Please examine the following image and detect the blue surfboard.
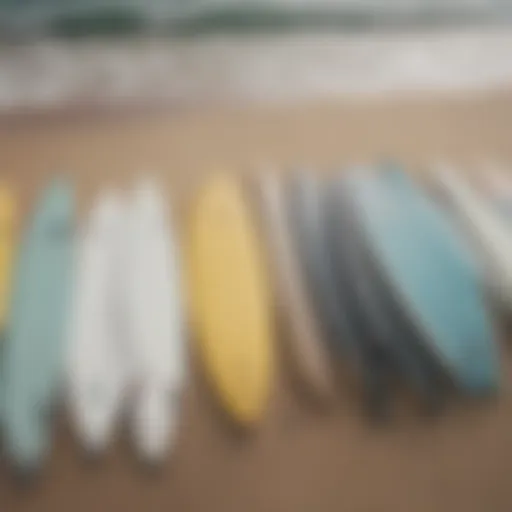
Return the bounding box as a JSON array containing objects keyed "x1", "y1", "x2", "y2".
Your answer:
[
  {"x1": 2, "y1": 178, "x2": 74, "y2": 473},
  {"x1": 327, "y1": 172, "x2": 445, "y2": 412},
  {"x1": 345, "y1": 167, "x2": 499, "y2": 395}
]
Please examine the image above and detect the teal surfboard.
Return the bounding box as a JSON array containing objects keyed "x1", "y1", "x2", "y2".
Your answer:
[
  {"x1": 346, "y1": 167, "x2": 499, "y2": 395},
  {"x1": 2, "y1": 178, "x2": 74, "y2": 472},
  {"x1": 327, "y1": 172, "x2": 445, "y2": 412}
]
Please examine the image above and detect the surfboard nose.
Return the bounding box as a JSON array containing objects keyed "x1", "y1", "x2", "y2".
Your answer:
[
  {"x1": 32, "y1": 177, "x2": 74, "y2": 235},
  {"x1": 132, "y1": 177, "x2": 165, "y2": 218}
]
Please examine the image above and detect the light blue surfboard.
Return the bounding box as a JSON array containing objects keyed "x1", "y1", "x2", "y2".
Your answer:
[
  {"x1": 2, "y1": 178, "x2": 74, "y2": 473},
  {"x1": 346, "y1": 167, "x2": 499, "y2": 395}
]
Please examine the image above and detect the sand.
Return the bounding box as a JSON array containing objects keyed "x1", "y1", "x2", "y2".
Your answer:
[{"x1": 2, "y1": 91, "x2": 512, "y2": 511}]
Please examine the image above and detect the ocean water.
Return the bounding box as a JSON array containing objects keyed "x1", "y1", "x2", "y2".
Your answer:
[
  {"x1": 1, "y1": 29, "x2": 512, "y2": 110},
  {"x1": 0, "y1": 0, "x2": 511, "y2": 37}
]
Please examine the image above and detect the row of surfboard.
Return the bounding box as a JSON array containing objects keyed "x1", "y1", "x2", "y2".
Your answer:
[{"x1": 0, "y1": 165, "x2": 508, "y2": 475}]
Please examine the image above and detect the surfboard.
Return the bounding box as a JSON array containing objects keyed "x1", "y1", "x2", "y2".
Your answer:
[
  {"x1": 252, "y1": 171, "x2": 334, "y2": 406},
  {"x1": 322, "y1": 172, "x2": 397, "y2": 418},
  {"x1": 124, "y1": 178, "x2": 185, "y2": 463},
  {"x1": 288, "y1": 172, "x2": 357, "y2": 361},
  {"x1": 187, "y1": 172, "x2": 273, "y2": 426},
  {"x1": 432, "y1": 164, "x2": 512, "y2": 314},
  {"x1": 347, "y1": 167, "x2": 499, "y2": 395},
  {"x1": 3, "y1": 178, "x2": 74, "y2": 472},
  {"x1": 328, "y1": 171, "x2": 445, "y2": 411},
  {"x1": 288, "y1": 171, "x2": 392, "y2": 418},
  {"x1": 67, "y1": 189, "x2": 128, "y2": 456},
  {"x1": 0, "y1": 184, "x2": 16, "y2": 427}
]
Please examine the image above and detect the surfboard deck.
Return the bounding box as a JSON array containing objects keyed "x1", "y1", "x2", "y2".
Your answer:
[
  {"x1": 432, "y1": 165, "x2": 512, "y2": 315},
  {"x1": 329, "y1": 171, "x2": 445, "y2": 412},
  {"x1": 288, "y1": 171, "x2": 388, "y2": 412},
  {"x1": 288, "y1": 171, "x2": 393, "y2": 419},
  {"x1": 68, "y1": 189, "x2": 128, "y2": 456},
  {"x1": 348, "y1": 168, "x2": 499, "y2": 395},
  {"x1": 187, "y1": 172, "x2": 273, "y2": 426},
  {"x1": 252, "y1": 171, "x2": 335, "y2": 406},
  {"x1": 320, "y1": 172, "x2": 395, "y2": 419},
  {"x1": 3, "y1": 178, "x2": 74, "y2": 472},
  {"x1": 125, "y1": 179, "x2": 185, "y2": 463}
]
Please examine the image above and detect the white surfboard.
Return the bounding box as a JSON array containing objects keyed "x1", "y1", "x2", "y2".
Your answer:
[
  {"x1": 124, "y1": 178, "x2": 185, "y2": 464},
  {"x1": 432, "y1": 164, "x2": 512, "y2": 312},
  {"x1": 67, "y1": 190, "x2": 129, "y2": 455}
]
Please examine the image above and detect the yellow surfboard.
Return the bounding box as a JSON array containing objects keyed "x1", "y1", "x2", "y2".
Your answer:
[
  {"x1": 0, "y1": 184, "x2": 16, "y2": 332},
  {"x1": 187, "y1": 172, "x2": 273, "y2": 426}
]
